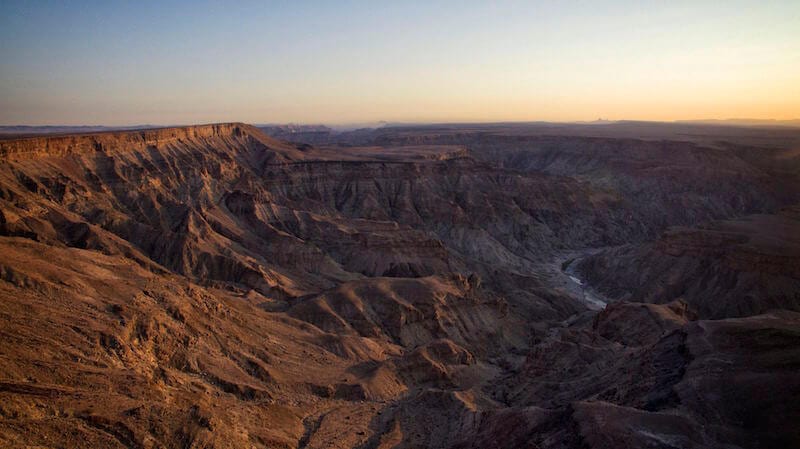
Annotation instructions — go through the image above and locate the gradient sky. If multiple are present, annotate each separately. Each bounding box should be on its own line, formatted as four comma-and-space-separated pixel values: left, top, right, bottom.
1, 0, 798, 125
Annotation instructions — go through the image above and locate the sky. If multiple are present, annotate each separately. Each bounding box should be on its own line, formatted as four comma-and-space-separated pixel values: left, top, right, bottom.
1, 0, 798, 126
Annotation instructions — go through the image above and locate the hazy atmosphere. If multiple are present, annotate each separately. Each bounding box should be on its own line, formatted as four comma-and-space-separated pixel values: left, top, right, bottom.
1, 0, 798, 125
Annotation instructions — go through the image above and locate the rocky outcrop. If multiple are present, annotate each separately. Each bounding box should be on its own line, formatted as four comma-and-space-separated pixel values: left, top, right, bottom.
0, 122, 306, 161
575, 207, 800, 318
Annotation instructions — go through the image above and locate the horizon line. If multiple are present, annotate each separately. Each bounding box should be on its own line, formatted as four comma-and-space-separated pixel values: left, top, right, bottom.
2, 117, 800, 129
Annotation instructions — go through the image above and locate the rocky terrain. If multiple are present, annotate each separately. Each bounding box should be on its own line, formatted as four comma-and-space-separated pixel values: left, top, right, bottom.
0, 122, 799, 448
256, 125, 336, 145
573, 207, 800, 319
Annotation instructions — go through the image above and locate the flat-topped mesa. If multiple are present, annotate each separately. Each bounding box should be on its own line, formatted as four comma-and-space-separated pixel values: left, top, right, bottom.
0, 122, 298, 160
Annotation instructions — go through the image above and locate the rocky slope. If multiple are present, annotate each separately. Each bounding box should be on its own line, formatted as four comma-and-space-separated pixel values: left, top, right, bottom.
574, 207, 800, 319
0, 123, 799, 448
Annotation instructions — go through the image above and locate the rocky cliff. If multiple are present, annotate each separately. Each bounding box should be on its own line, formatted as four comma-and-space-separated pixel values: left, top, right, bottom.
575, 207, 800, 318
1, 123, 799, 448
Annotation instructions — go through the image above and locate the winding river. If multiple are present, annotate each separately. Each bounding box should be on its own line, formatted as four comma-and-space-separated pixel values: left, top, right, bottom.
559, 253, 609, 310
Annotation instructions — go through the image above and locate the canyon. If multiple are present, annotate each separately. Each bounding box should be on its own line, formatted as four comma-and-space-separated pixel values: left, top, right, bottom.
0, 122, 799, 449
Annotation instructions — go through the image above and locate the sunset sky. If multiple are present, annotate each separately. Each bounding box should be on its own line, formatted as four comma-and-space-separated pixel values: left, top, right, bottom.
1, 0, 798, 125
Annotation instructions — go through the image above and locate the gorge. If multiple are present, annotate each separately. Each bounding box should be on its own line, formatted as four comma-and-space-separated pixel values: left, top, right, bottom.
0, 121, 798, 449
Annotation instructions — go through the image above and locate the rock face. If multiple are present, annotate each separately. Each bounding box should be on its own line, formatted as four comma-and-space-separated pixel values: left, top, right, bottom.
575, 207, 800, 318
0, 122, 799, 448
